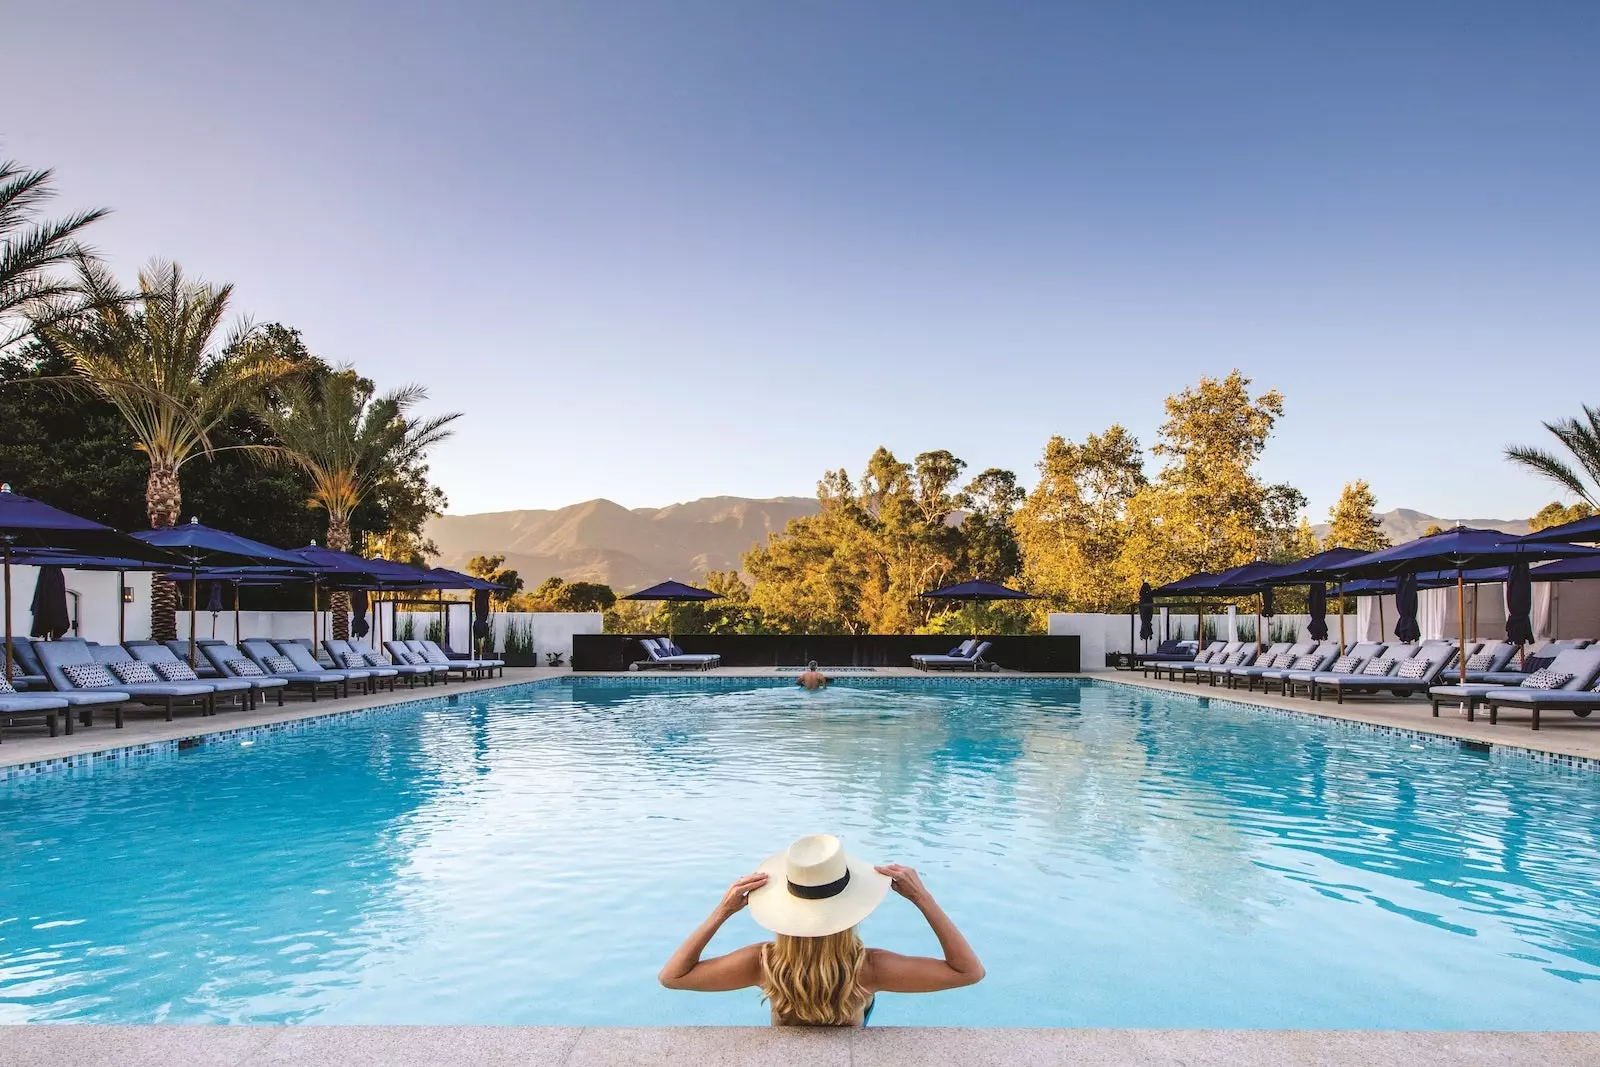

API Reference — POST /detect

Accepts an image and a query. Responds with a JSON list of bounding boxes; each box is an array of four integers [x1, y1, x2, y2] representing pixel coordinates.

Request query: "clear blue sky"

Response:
[[8, 2, 1597, 520]]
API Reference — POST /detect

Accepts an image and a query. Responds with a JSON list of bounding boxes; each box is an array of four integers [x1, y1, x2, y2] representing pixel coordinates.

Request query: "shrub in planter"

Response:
[[502, 619, 537, 666]]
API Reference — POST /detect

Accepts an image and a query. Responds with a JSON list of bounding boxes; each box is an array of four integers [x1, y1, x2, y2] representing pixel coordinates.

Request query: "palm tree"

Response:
[[1, 159, 109, 349], [1506, 405, 1600, 510], [259, 368, 461, 639], [42, 259, 291, 639]]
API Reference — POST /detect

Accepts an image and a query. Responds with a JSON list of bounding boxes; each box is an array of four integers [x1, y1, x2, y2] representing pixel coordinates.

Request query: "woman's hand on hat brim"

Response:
[[875, 864, 931, 907], [716, 871, 769, 918]]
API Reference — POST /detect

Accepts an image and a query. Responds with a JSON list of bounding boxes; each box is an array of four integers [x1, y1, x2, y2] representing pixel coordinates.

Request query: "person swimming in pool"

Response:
[[796, 661, 829, 690], [659, 834, 984, 1027]]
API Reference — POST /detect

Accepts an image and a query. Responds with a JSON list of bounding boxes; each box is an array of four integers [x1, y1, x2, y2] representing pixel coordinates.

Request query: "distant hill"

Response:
[[1309, 508, 1529, 545], [430, 499, 1532, 593], [424, 496, 821, 592]]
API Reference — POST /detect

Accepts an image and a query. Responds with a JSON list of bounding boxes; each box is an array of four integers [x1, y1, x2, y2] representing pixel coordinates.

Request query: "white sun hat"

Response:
[[747, 834, 892, 937]]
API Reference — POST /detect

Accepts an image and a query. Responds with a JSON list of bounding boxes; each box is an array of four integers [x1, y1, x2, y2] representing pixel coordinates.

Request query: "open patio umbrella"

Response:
[[1516, 513, 1600, 545], [622, 579, 722, 639], [919, 579, 1034, 644], [0, 484, 180, 681], [29, 566, 70, 639], [1332, 525, 1600, 683], [135, 519, 314, 666]]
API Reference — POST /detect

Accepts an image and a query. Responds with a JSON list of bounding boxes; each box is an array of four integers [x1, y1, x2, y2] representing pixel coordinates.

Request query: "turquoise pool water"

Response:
[[2, 678, 1599, 1028]]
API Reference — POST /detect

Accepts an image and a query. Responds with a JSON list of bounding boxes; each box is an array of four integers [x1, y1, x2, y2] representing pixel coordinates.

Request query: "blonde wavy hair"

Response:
[[759, 928, 870, 1026]]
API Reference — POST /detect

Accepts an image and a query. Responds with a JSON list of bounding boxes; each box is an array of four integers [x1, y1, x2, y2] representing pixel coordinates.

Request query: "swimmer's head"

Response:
[[807, 661, 819, 671]]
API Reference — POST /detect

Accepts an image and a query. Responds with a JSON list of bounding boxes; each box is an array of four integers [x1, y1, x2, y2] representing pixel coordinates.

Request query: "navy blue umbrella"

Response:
[[29, 566, 70, 640], [623, 579, 722, 639], [1334, 525, 1599, 682], [1516, 513, 1600, 544], [0, 484, 179, 679], [920, 580, 1033, 643], [135, 519, 315, 664]]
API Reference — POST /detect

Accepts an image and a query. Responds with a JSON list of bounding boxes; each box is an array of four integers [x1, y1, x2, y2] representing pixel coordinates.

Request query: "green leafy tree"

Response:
[[467, 554, 524, 606], [40, 260, 291, 639], [554, 581, 617, 612], [1013, 427, 1145, 612], [1529, 500, 1592, 532], [958, 468, 1025, 582], [1506, 406, 1600, 509], [1117, 371, 1293, 590], [1323, 480, 1390, 551], [0, 158, 108, 350], [258, 367, 460, 637]]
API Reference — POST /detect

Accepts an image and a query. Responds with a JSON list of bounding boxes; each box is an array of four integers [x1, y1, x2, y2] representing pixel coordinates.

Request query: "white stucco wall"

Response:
[[4, 565, 152, 645]]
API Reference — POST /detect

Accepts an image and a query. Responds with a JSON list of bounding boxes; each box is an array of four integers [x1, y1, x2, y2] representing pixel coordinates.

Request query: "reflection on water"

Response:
[[2, 679, 1598, 1028]]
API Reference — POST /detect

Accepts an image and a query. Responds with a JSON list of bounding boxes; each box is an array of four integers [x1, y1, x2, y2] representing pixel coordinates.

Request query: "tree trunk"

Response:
[[147, 463, 181, 642], [327, 513, 352, 641]]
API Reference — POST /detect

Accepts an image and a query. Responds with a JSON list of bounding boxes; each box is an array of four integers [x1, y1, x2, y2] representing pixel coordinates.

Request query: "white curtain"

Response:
[[1532, 583, 1554, 640], [1356, 597, 1381, 642], [1418, 587, 1450, 641]]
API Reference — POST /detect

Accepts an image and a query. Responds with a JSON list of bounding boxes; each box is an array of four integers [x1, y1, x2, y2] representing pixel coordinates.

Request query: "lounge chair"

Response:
[[18, 642, 130, 732], [90, 643, 238, 716], [353, 638, 447, 683], [1157, 641, 1244, 683], [1225, 641, 1315, 691], [223, 641, 347, 701], [1143, 640, 1224, 679], [321, 638, 403, 690], [630, 638, 721, 671], [271, 639, 384, 694], [328, 638, 434, 688], [1255, 643, 1341, 695], [35, 640, 210, 723], [1282, 642, 1388, 698], [1190, 644, 1266, 686], [5, 637, 50, 691], [914, 641, 995, 672], [1430, 644, 1597, 721], [1128, 639, 1199, 670], [913, 639, 977, 670], [131, 642, 277, 710], [1476, 646, 1600, 730], [1313, 644, 1458, 703], [0, 691, 71, 741], [408, 638, 503, 680]]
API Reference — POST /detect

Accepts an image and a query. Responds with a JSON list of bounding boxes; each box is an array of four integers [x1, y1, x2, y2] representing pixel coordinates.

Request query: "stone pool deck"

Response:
[[2, 1026, 1598, 1066]]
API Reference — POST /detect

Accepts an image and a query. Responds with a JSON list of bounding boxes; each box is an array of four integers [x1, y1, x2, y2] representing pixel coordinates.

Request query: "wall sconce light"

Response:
[[122, 586, 135, 604]]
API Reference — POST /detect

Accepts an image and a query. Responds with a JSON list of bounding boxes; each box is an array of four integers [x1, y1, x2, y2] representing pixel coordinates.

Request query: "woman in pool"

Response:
[[659, 834, 984, 1026]]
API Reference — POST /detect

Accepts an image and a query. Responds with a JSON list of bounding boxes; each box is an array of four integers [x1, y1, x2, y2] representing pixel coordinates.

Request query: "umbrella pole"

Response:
[[1378, 599, 1385, 640], [3, 544, 13, 683], [118, 569, 126, 645], [1456, 568, 1467, 684], [188, 565, 198, 668], [1337, 585, 1346, 655], [234, 581, 241, 644]]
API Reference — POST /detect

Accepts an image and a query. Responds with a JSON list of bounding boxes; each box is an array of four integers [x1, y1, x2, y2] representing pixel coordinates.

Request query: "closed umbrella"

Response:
[[1306, 582, 1329, 642], [29, 566, 70, 639], [1137, 581, 1154, 647], [205, 582, 224, 638], [1393, 572, 1421, 642], [351, 589, 370, 638], [473, 588, 491, 658], [1505, 560, 1534, 655]]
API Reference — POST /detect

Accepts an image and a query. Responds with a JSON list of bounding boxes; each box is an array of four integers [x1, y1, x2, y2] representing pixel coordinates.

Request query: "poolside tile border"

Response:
[[4, 673, 1598, 783]]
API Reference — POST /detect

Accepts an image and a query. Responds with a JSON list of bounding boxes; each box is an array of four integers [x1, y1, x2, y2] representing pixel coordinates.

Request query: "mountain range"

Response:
[[426, 499, 1531, 592]]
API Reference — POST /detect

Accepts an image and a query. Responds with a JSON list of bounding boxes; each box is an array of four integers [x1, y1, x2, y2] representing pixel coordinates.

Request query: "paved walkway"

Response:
[[2, 1026, 1597, 1066]]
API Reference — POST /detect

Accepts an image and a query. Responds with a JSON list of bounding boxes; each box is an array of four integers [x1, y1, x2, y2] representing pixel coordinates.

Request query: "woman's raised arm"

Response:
[[658, 872, 769, 992], [866, 864, 985, 993]]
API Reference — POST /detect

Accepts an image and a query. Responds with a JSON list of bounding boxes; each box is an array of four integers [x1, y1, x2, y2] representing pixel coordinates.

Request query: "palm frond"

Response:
[[1505, 444, 1597, 508]]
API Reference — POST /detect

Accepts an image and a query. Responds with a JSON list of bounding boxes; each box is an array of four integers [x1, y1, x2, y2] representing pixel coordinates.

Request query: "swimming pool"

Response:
[[3, 678, 1598, 1028]]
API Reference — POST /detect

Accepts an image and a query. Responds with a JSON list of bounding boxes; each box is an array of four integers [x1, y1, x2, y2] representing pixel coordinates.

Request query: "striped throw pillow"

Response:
[[264, 655, 296, 673], [1328, 655, 1360, 674], [227, 658, 265, 677], [362, 652, 387, 667], [1362, 657, 1397, 677], [1290, 654, 1322, 670], [1270, 653, 1297, 668], [1193, 649, 1215, 663], [1396, 658, 1431, 680], [63, 662, 116, 689], [341, 652, 367, 669], [1521, 669, 1573, 690], [109, 660, 160, 685]]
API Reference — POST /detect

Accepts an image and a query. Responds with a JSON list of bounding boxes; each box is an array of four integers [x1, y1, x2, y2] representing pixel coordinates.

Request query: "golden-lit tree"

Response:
[[1323, 480, 1390, 551]]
